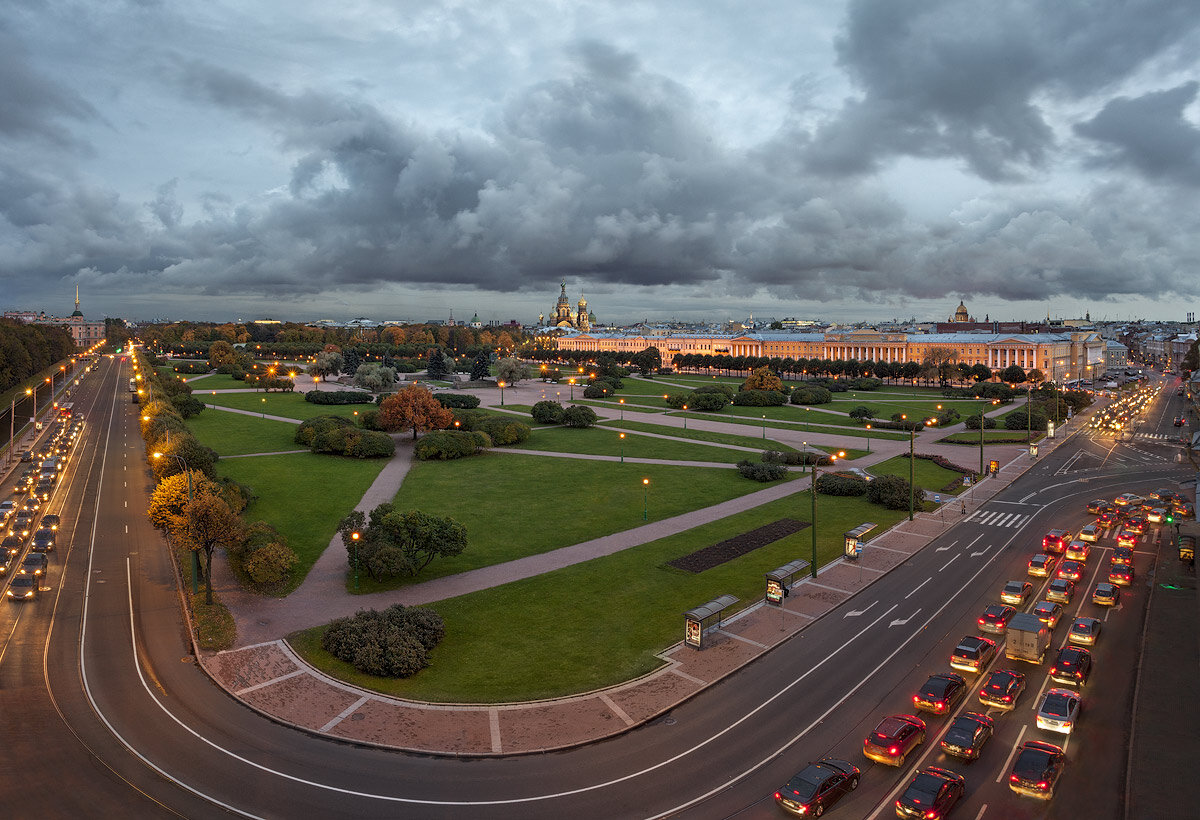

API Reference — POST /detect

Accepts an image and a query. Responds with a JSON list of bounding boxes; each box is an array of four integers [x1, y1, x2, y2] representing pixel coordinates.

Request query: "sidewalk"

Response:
[[200, 403, 1068, 755]]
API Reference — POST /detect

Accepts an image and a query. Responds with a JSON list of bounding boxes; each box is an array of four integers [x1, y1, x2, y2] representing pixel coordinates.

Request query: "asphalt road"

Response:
[[1, 362, 1190, 819]]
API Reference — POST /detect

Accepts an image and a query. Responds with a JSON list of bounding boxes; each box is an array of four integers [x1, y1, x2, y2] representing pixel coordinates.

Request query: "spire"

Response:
[[70, 284, 83, 317]]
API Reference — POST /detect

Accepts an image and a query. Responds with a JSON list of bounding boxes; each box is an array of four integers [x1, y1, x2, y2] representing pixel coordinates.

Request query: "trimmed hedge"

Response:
[[531, 400, 565, 424], [434, 393, 481, 409], [415, 430, 488, 460], [732, 389, 787, 407], [305, 391, 377, 405], [563, 405, 599, 428], [321, 604, 446, 678], [295, 415, 395, 458], [815, 472, 868, 496], [737, 460, 788, 481], [791, 386, 833, 405], [866, 475, 913, 510], [762, 450, 833, 467]]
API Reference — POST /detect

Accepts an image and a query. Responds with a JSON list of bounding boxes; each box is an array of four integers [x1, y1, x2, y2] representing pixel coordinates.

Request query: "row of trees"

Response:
[[0, 319, 77, 395], [668, 352, 997, 387]]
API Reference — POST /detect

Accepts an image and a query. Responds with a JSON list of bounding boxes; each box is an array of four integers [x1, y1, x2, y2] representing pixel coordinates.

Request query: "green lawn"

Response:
[[354, 454, 795, 593], [201, 391, 374, 421], [215, 452, 387, 592], [939, 430, 1041, 445], [289, 492, 907, 702], [187, 407, 302, 456], [521, 425, 760, 463], [671, 410, 909, 442], [868, 454, 971, 494], [599, 419, 798, 451]]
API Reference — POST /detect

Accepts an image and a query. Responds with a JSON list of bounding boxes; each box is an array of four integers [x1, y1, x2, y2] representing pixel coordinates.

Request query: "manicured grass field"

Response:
[[215, 452, 387, 592], [598, 419, 798, 451], [201, 391, 374, 421], [353, 454, 796, 593], [671, 410, 908, 442], [187, 407, 302, 456], [520, 425, 759, 463], [868, 454, 971, 494], [938, 430, 1039, 444], [289, 492, 907, 702]]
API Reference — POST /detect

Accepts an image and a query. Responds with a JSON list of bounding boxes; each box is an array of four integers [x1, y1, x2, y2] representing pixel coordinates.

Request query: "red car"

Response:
[[863, 714, 926, 766]]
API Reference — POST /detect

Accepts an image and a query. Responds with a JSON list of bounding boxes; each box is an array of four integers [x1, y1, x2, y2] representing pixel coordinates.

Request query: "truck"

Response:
[[1006, 612, 1052, 665]]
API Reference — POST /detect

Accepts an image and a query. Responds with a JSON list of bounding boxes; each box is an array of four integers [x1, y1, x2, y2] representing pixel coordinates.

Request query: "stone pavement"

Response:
[[199, 384, 1073, 755]]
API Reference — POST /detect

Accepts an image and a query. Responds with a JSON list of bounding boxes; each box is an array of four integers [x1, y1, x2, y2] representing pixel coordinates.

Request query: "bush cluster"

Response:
[[563, 405, 599, 428], [736, 460, 788, 481], [943, 383, 1015, 401], [731, 390, 787, 407], [761, 450, 833, 466], [848, 377, 882, 390], [815, 472, 868, 496], [172, 362, 210, 374], [531, 400, 565, 424], [414, 430, 489, 460], [964, 413, 998, 430], [791, 386, 833, 405], [227, 522, 298, 593], [304, 391, 377, 405], [451, 411, 532, 444], [295, 415, 395, 458], [866, 475, 914, 510], [434, 393, 481, 409], [907, 452, 975, 474], [322, 604, 446, 678], [806, 378, 848, 393]]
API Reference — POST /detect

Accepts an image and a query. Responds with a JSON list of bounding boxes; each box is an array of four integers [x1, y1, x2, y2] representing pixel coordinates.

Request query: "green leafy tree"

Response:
[[469, 351, 491, 381], [182, 492, 245, 604], [848, 405, 875, 421], [999, 365, 1027, 383], [496, 356, 532, 384]]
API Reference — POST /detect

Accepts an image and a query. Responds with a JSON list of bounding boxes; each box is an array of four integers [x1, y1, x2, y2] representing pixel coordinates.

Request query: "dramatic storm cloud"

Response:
[[2, 1, 1199, 323]]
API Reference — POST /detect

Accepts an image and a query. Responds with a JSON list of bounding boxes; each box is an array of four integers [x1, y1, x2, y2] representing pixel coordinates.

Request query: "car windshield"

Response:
[[783, 768, 823, 800], [1005, 583, 1023, 592], [1042, 694, 1074, 717], [922, 679, 951, 697], [873, 718, 907, 741], [944, 720, 977, 745], [1013, 749, 1050, 779], [902, 773, 943, 804], [11, 577, 34, 587]]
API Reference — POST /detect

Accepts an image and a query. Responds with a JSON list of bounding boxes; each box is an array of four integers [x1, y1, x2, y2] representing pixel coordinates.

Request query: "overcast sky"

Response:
[[4, 0, 1200, 326]]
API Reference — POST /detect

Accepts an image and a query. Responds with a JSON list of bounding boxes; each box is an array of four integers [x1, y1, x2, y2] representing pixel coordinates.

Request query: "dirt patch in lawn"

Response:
[[667, 518, 809, 573]]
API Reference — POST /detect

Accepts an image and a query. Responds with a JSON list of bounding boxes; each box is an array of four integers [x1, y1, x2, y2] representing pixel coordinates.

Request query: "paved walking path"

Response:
[[197, 378, 1084, 755]]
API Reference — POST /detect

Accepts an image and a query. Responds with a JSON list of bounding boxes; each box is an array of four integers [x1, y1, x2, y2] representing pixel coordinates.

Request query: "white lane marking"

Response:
[[995, 724, 1027, 783], [843, 601, 877, 618], [974, 804, 988, 820], [905, 577, 931, 599], [940, 555, 959, 572]]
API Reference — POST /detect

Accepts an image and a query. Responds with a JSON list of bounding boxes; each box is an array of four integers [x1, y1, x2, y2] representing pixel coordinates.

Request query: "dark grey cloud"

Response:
[[1075, 83, 1200, 184], [812, 0, 1199, 180], [0, 26, 97, 152]]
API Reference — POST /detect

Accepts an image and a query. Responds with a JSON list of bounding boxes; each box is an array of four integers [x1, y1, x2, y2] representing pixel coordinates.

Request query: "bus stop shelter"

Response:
[[683, 594, 739, 649], [765, 559, 810, 605]]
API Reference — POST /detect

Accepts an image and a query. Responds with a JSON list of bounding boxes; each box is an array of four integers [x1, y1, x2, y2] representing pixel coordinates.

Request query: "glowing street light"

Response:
[[619, 432, 625, 463], [643, 478, 650, 520], [499, 380, 506, 406], [811, 452, 838, 578], [865, 422, 872, 453], [619, 398, 625, 420]]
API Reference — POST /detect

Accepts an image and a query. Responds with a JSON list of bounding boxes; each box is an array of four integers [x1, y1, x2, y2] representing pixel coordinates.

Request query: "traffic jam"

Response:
[[772, 487, 1184, 818]]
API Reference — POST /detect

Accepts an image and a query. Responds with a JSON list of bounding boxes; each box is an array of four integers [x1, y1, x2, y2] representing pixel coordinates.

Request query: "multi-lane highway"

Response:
[[1, 360, 1191, 818]]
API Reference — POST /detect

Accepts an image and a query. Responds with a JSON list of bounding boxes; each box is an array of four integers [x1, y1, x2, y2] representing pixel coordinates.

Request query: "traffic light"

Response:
[[1167, 512, 1175, 524]]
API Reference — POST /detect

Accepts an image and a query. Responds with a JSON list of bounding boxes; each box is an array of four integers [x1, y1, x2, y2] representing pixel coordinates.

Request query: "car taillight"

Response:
[[1038, 781, 1049, 789], [977, 618, 985, 625], [925, 811, 940, 820], [889, 746, 900, 755], [913, 696, 920, 704], [1050, 667, 1057, 674], [1010, 774, 1020, 783], [773, 792, 782, 800], [935, 702, 946, 712]]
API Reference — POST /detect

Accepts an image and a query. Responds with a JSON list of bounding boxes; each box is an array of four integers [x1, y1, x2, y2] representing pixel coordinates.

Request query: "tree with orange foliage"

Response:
[[378, 384, 454, 440]]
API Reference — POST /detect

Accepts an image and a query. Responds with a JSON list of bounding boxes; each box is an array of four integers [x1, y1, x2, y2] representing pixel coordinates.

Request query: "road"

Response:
[[0, 362, 1190, 818]]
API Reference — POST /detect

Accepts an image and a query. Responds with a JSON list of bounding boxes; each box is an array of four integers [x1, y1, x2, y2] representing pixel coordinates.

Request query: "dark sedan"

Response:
[[976, 604, 1015, 635], [978, 669, 1026, 710], [913, 673, 967, 715], [774, 758, 860, 816], [864, 714, 926, 766], [895, 766, 965, 818], [1009, 740, 1065, 799], [939, 711, 994, 761], [1050, 646, 1093, 686]]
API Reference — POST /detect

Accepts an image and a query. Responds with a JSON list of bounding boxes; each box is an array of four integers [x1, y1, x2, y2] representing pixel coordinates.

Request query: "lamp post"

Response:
[[1027, 382, 1032, 442], [351, 531, 360, 591], [682, 404, 688, 429], [499, 380, 506, 406], [619, 432, 625, 463], [811, 452, 837, 578], [153, 450, 198, 593], [619, 398, 625, 420], [261, 397, 267, 418], [569, 378, 575, 400], [865, 423, 871, 453], [642, 478, 649, 520], [762, 414, 766, 439]]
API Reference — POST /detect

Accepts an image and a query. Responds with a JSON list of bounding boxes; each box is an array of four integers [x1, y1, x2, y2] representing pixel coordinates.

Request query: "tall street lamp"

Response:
[[865, 422, 871, 453], [810, 452, 837, 578], [351, 531, 361, 591], [642, 478, 649, 520], [682, 404, 688, 429], [619, 398, 625, 420], [569, 378, 575, 400], [762, 414, 767, 439], [498, 380, 506, 406], [619, 432, 625, 463], [153, 450, 198, 593]]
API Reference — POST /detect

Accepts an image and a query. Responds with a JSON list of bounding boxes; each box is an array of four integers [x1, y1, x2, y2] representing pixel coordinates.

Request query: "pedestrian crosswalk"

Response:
[[966, 509, 1032, 528]]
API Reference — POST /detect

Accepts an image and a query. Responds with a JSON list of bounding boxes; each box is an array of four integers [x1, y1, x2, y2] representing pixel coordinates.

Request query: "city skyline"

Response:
[[3, 2, 1200, 324]]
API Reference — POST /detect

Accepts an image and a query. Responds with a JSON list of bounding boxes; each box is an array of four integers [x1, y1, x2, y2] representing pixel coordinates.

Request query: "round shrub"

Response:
[[791, 386, 833, 405], [688, 391, 729, 411], [434, 393, 481, 409], [761, 450, 833, 467], [321, 604, 446, 678], [736, 460, 788, 481], [964, 413, 998, 430], [415, 430, 484, 460], [344, 429, 396, 458], [583, 383, 610, 399], [562, 405, 599, 427], [849, 377, 882, 390], [866, 474, 914, 510], [295, 415, 355, 446], [531, 400, 565, 424], [243, 540, 298, 587], [693, 383, 735, 399], [815, 472, 868, 496], [478, 417, 532, 445]]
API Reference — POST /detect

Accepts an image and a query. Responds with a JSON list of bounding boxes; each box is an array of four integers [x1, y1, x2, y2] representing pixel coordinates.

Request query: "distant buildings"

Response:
[[3, 286, 105, 349]]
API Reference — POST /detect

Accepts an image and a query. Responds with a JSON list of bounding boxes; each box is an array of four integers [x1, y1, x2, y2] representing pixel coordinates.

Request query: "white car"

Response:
[[1077, 524, 1101, 543], [1036, 688, 1081, 735]]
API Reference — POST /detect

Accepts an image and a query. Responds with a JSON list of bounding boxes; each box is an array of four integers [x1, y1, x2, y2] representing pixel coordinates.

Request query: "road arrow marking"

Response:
[[889, 609, 921, 627], [844, 601, 877, 619], [971, 546, 989, 557]]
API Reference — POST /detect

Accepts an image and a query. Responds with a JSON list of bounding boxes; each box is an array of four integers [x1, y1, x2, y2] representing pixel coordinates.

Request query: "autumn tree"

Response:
[[208, 340, 238, 369], [377, 384, 454, 440], [183, 493, 246, 604], [495, 331, 515, 353], [147, 470, 221, 533], [742, 366, 783, 392]]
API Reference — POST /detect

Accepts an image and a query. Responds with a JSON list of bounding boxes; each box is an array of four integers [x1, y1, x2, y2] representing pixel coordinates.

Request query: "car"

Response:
[[863, 714, 927, 766], [939, 712, 994, 761], [1027, 553, 1058, 577], [0, 500, 14, 519], [1175, 416, 1185, 427], [33, 480, 53, 503], [1033, 601, 1063, 629], [1115, 531, 1138, 550], [6, 574, 38, 601], [21, 553, 48, 578], [19, 450, 33, 462], [1009, 740, 1065, 800], [913, 672, 968, 714], [0, 551, 13, 577], [894, 766, 965, 819], [40, 514, 59, 532], [1086, 499, 1109, 514], [1147, 507, 1167, 524], [1065, 540, 1091, 562], [30, 529, 55, 553], [11, 509, 35, 538], [1000, 580, 1033, 605], [1093, 582, 1121, 606], [977, 604, 1015, 634], [1097, 509, 1121, 528], [21, 497, 40, 513], [773, 758, 861, 817], [1110, 546, 1134, 568], [1173, 500, 1195, 519], [1125, 516, 1147, 534], [979, 669, 1026, 710], [1057, 560, 1084, 581], [950, 636, 997, 675], [2, 535, 22, 557], [1036, 688, 1081, 735], [1050, 645, 1093, 686], [1046, 578, 1075, 604], [1069, 617, 1102, 646], [1108, 565, 1134, 586], [1041, 529, 1070, 553], [1150, 488, 1182, 503], [1115, 493, 1144, 507]]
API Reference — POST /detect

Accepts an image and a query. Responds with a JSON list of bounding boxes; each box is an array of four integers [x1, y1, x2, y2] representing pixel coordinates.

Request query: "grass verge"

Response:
[[869, 454, 970, 493], [191, 592, 237, 651], [187, 407, 302, 456]]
